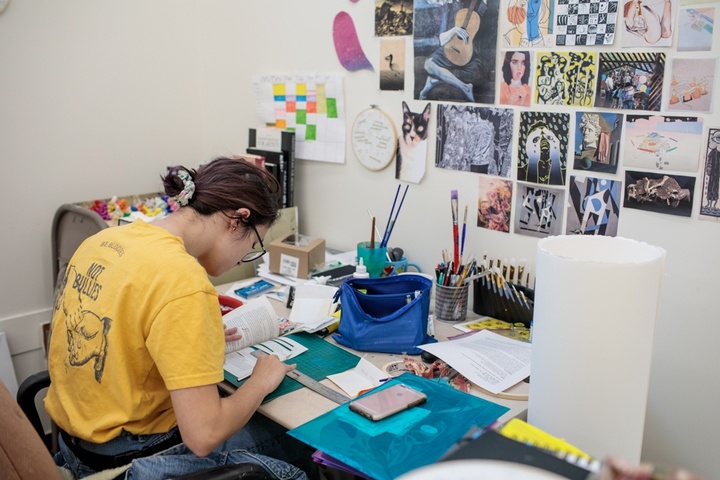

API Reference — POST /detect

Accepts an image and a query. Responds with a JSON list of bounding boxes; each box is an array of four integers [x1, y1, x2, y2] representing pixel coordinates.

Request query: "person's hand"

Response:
[[249, 354, 296, 394], [452, 26, 470, 43], [223, 325, 242, 344]]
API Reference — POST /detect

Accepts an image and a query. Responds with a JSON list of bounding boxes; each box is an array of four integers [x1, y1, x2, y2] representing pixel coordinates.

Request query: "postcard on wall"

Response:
[[396, 101, 430, 184], [477, 177, 513, 233], [517, 111, 570, 186], [375, 0, 413, 37], [412, 0, 498, 104], [677, 6, 715, 52], [498, 50, 533, 107], [554, 0, 619, 46], [435, 104, 514, 178], [514, 183, 565, 238], [620, 0, 676, 48], [624, 170, 695, 217], [623, 115, 703, 172], [666, 57, 716, 113], [699, 128, 720, 222], [534, 51, 597, 107], [379, 38, 405, 92], [499, 0, 555, 47], [593, 52, 665, 112], [252, 73, 346, 164], [574, 111, 623, 174], [566, 175, 621, 236]]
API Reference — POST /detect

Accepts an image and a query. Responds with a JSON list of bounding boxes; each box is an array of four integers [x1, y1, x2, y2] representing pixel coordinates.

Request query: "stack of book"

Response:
[[247, 127, 296, 208]]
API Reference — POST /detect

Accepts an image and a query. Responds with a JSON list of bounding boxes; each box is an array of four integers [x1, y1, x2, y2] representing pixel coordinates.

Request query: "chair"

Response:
[[51, 204, 109, 289], [5, 375, 272, 480]]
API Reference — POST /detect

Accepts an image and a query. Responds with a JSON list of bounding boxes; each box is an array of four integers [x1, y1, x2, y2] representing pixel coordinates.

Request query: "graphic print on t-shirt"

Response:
[[55, 263, 112, 383]]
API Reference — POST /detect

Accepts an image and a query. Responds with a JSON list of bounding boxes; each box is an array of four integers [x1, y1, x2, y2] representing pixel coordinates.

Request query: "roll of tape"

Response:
[[382, 361, 410, 377]]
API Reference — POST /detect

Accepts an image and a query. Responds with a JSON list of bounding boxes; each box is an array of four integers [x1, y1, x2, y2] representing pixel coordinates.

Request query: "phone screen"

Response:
[[349, 384, 427, 421]]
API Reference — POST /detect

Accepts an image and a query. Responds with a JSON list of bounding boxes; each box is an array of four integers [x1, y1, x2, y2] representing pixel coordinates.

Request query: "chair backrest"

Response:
[[0, 380, 62, 480], [51, 204, 108, 289]]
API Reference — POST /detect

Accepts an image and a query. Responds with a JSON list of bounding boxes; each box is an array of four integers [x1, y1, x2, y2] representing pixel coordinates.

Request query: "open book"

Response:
[[223, 296, 307, 381]]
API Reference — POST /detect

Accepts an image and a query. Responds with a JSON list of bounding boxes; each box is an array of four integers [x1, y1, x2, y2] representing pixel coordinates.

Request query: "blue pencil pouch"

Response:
[[333, 274, 435, 355]]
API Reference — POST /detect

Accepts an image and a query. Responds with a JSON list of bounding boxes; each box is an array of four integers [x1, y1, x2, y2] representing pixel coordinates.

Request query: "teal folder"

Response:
[[288, 373, 510, 480], [223, 332, 360, 403]]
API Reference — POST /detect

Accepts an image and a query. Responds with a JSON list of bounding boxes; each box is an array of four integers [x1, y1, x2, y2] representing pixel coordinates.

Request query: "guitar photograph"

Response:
[[414, 0, 496, 104], [443, 0, 481, 67]]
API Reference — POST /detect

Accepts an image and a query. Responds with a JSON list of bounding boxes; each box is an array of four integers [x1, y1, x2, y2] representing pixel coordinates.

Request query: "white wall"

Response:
[[1, 1, 718, 477]]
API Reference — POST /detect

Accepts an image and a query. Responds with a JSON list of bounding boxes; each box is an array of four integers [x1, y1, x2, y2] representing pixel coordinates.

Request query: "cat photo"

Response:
[[396, 101, 431, 184]]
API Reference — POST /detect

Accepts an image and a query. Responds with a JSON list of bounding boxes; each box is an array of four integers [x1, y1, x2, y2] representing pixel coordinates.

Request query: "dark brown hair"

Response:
[[162, 157, 281, 229]]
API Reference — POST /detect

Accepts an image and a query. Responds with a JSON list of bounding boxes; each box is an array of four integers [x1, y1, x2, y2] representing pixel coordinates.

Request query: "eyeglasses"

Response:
[[241, 223, 266, 263]]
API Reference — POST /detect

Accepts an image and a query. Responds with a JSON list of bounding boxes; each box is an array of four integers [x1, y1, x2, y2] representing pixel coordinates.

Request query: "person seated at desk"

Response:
[[45, 158, 315, 479]]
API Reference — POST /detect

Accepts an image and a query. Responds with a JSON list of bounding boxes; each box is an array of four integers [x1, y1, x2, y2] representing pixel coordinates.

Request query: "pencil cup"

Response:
[[357, 242, 388, 278], [434, 283, 469, 323]]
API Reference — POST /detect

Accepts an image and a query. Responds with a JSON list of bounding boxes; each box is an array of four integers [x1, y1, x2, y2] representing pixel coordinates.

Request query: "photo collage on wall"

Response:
[[368, 0, 718, 235]]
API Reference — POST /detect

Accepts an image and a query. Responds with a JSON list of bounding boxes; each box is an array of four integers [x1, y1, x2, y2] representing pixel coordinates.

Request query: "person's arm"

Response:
[[170, 354, 294, 457]]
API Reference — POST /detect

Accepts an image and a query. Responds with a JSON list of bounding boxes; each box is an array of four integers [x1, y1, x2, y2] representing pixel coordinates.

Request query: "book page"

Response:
[[224, 337, 308, 382], [223, 296, 292, 354]]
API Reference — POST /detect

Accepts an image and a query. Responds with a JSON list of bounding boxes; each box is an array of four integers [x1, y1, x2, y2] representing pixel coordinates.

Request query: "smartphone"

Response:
[[349, 384, 427, 421]]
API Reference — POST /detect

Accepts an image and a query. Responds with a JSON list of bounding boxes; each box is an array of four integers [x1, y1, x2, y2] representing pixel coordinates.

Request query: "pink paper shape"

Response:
[[333, 11, 373, 72]]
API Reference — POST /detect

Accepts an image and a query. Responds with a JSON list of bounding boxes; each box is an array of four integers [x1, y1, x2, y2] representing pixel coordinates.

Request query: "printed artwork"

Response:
[[500, 0, 555, 47], [623, 115, 703, 172], [376, 0, 414, 37], [435, 105, 514, 177], [499, 51, 533, 107], [621, 0, 676, 47], [380, 38, 406, 91], [535, 51, 597, 107], [566, 175, 621, 236], [555, 0, 619, 46], [517, 111, 570, 186], [253, 73, 346, 163], [396, 101, 431, 184], [574, 111, 623, 174], [477, 177, 513, 233], [624, 170, 695, 217], [514, 183, 565, 237], [677, 6, 715, 52], [699, 128, 720, 222], [413, 0, 499, 104], [666, 57, 716, 113], [594, 52, 665, 111]]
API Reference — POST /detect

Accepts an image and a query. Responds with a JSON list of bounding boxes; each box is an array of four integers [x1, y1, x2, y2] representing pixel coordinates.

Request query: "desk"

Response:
[[216, 282, 528, 430]]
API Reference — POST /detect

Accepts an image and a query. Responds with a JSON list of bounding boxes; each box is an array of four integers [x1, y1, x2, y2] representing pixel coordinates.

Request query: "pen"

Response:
[[460, 205, 468, 259]]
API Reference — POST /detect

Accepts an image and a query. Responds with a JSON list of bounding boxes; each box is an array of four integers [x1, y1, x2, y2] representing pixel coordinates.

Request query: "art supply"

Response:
[[381, 184, 409, 248], [380, 185, 400, 248], [370, 216, 376, 248], [252, 350, 351, 405], [461, 205, 468, 259], [353, 258, 370, 278], [357, 241, 391, 278], [434, 283, 469, 323], [450, 190, 460, 272]]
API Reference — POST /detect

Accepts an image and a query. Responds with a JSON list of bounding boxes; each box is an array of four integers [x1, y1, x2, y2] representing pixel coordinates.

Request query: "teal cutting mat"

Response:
[[223, 332, 361, 403]]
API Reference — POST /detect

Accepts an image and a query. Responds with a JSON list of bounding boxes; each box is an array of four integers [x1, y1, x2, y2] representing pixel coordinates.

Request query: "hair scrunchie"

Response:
[[176, 169, 195, 206]]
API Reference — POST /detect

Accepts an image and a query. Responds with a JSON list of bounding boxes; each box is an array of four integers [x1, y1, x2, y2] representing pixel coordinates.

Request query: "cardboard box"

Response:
[[268, 234, 325, 279]]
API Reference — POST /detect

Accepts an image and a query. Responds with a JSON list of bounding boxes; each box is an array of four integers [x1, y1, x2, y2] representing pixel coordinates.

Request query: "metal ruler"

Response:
[[251, 350, 350, 405]]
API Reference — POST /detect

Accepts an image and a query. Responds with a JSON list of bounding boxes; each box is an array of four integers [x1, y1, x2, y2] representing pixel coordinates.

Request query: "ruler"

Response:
[[251, 350, 351, 405]]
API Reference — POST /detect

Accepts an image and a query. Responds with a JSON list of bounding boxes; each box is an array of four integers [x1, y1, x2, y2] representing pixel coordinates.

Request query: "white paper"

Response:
[[419, 330, 531, 395], [224, 337, 308, 381], [326, 357, 388, 397], [289, 283, 338, 331]]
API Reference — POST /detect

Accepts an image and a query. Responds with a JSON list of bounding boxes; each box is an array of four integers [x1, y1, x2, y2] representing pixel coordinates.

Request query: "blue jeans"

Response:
[[55, 413, 313, 480]]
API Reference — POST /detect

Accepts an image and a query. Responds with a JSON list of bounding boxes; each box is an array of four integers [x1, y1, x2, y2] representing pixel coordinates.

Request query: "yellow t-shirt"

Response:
[[45, 220, 225, 443]]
